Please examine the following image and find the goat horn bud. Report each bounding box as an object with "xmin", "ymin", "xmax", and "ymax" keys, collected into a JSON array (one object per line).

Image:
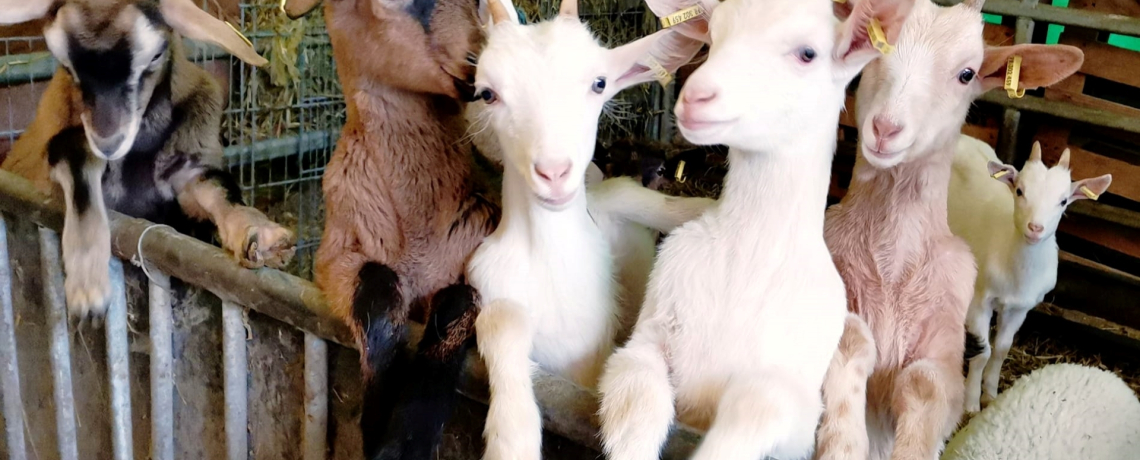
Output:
[{"xmin": 488, "ymin": 0, "xmax": 511, "ymax": 24}]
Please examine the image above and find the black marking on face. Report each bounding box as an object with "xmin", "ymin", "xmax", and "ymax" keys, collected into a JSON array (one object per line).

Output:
[
  {"xmin": 406, "ymin": 0, "xmax": 437, "ymax": 32},
  {"xmin": 47, "ymin": 127, "xmax": 95, "ymax": 216},
  {"xmin": 70, "ymin": 37, "xmax": 135, "ymax": 138}
]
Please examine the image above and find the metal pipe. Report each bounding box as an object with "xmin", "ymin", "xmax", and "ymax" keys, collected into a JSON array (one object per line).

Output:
[
  {"xmin": 222, "ymin": 301, "xmax": 249, "ymax": 460},
  {"xmin": 148, "ymin": 270, "xmax": 174, "ymax": 460},
  {"xmin": 37, "ymin": 228, "xmax": 78, "ymax": 460},
  {"xmin": 105, "ymin": 259, "xmax": 133, "ymax": 460},
  {"xmin": 303, "ymin": 333, "xmax": 328, "ymax": 460},
  {"xmin": 0, "ymin": 217, "xmax": 27, "ymax": 460}
]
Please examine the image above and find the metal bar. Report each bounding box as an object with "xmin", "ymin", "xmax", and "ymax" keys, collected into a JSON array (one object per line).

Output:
[
  {"xmin": 148, "ymin": 270, "xmax": 174, "ymax": 460},
  {"xmin": 222, "ymin": 130, "xmax": 335, "ymax": 164},
  {"xmin": 222, "ymin": 302, "xmax": 249, "ymax": 460},
  {"xmin": 302, "ymin": 333, "xmax": 328, "ymax": 460},
  {"xmin": 105, "ymin": 259, "xmax": 133, "ymax": 460},
  {"xmin": 934, "ymin": 0, "xmax": 1140, "ymax": 37},
  {"xmin": 0, "ymin": 218, "xmax": 27, "ymax": 460},
  {"xmin": 37, "ymin": 228, "xmax": 78, "ymax": 460}
]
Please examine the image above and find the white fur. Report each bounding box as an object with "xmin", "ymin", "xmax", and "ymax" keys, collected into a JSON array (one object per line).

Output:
[
  {"xmin": 949, "ymin": 136, "xmax": 1111, "ymax": 413},
  {"xmin": 597, "ymin": 0, "xmax": 895, "ymax": 458},
  {"xmin": 467, "ymin": 12, "xmax": 709, "ymax": 460},
  {"xmin": 943, "ymin": 363, "xmax": 1140, "ymax": 460}
]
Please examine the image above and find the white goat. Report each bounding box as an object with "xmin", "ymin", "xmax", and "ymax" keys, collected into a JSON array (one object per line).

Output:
[
  {"xmin": 596, "ymin": 0, "xmax": 914, "ymax": 458},
  {"xmin": 949, "ymin": 137, "xmax": 1112, "ymax": 413},
  {"xmin": 943, "ymin": 363, "xmax": 1140, "ymax": 460},
  {"xmin": 466, "ymin": 2, "xmax": 711, "ymax": 458}
]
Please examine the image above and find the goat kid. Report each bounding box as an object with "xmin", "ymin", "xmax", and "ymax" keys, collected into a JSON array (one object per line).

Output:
[
  {"xmin": 282, "ymin": 0, "xmax": 503, "ymax": 457},
  {"xmin": 815, "ymin": 0, "xmax": 1084, "ymax": 458},
  {"xmin": 0, "ymin": 0, "xmax": 294, "ymax": 321},
  {"xmin": 597, "ymin": 0, "xmax": 914, "ymax": 458},
  {"xmin": 469, "ymin": 2, "xmax": 710, "ymax": 458},
  {"xmin": 950, "ymin": 138, "xmax": 1110, "ymax": 413}
]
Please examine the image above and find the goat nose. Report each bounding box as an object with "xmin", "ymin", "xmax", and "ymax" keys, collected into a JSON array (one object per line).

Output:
[
  {"xmin": 682, "ymin": 87, "xmax": 718, "ymax": 106},
  {"xmin": 872, "ymin": 115, "xmax": 903, "ymax": 141},
  {"xmin": 535, "ymin": 160, "xmax": 572, "ymax": 186},
  {"xmin": 1028, "ymin": 222, "xmax": 1044, "ymax": 233},
  {"xmin": 90, "ymin": 133, "xmax": 125, "ymax": 157}
]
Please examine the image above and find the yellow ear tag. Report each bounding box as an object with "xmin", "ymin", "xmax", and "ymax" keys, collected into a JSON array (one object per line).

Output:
[
  {"xmin": 225, "ymin": 21, "xmax": 255, "ymax": 49},
  {"xmin": 991, "ymin": 169, "xmax": 1010, "ymax": 180},
  {"xmin": 833, "ymin": 0, "xmax": 847, "ymax": 3},
  {"xmin": 660, "ymin": 4, "xmax": 706, "ymax": 28},
  {"xmin": 1079, "ymin": 185, "xmax": 1099, "ymax": 200},
  {"xmin": 646, "ymin": 56, "xmax": 674, "ymax": 88},
  {"xmin": 675, "ymin": 160, "xmax": 688, "ymax": 183},
  {"xmin": 868, "ymin": 18, "xmax": 894, "ymax": 55},
  {"xmin": 1005, "ymin": 55, "xmax": 1026, "ymax": 99}
]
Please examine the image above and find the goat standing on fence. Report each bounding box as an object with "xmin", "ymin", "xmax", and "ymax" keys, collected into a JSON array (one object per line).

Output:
[
  {"xmin": 282, "ymin": 0, "xmax": 502, "ymax": 457},
  {"xmin": 0, "ymin": 0, "xmax": 296, "ymax": 321},
  {"xmin": 814, "ymin": 0, "xmax": 1084, "ymax": 458}
]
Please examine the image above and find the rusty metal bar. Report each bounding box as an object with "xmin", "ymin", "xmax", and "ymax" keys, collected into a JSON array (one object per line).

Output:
[
  {"xmin": 38, "ymin": 228, "xmax": 78, "ymax": 460},
  {"xmin": 148, "ymin": 270, "xmax": 174, "ymax": 460},
  {"xmin": 0, "ymin": 217, "xmax": 27, "ymax": 460},
  {"xmin": 303, "ymin": 333, "xmax": 328, "ymax": 460},
  {"xmin": 222, "ymin": 301, "xmax": 249, "ymax": 460},
  {"xmin": 105, "ymin": 259, "xmax": 133, "ymax": 460}
]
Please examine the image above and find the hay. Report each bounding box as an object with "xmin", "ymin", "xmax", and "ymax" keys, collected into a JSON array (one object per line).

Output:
[{"xmin": 1001, "ymin": 320, "xmax": 1140, "ymax": 396}]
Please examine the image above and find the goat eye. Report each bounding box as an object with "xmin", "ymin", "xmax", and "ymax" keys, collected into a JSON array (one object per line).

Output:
[
  {"xmin": 797, "ymin": 46, "xmax": 816, "ymax": 63},
  {"xmin": 152, "ymin": 43, "xmax": 168, "ymax": 64},
  {"xmin": 1061, "ymin": 199, "xmax": 1068, "ymax": 206},
  {"xmin": 1016, "ymin": 188, "xmax": 1023, "ymax": 197},
  {"xmin": 958, "ymin": 68, "xmax": 976, "ymax": 84},
  {"xmin": 479, "ymin": 88, "xmax": 498, "ymax": 104},
  {"xmin": 592, "ymin": 77, "xmax": 606, "ymax": 94}
]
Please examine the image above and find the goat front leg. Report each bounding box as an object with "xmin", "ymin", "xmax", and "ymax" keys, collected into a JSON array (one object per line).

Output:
[
  {"xmin": 815, "ymin": 313, "xmax": 877, "ymax": 460},
  {"xmin": 176, "ymin": 170, "xmax": 295, "ymax": 269},
  {"xmin": 589, "ymin": 177, "xmax": 715, "ymax": 233},
  {"xmin": 374, "ymin": 283, "xmax": 478, "ymax": 460},
  {"xmin": 889, "ymin": 359, "xmax": 961, "ymax": 460},
  {"xmin": 476, "ymin": 298, "xmax": 541, "ymax": 460},
  {"xmin": 963, "ymin": 293, "xmax": 993, "ymax": 414},
  {"xmin": 49, "ymin": 132, "xmax": 111, "ymax": 321},
  {"xmin": 598, "ymin": 315, "xmax": 676, "ymax": 460},
  {"xmin": 980, "ymin": 306, "xmax": 1028, "ymax": 407}
]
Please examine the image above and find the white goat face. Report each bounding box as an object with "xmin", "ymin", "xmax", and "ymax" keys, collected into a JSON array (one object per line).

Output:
[
  {"xmin": 44, "ymin": 2, "xmax": 171, "ymax": 161},
  {"xmin": 674, "ymin": 0, "xmax": 914, "ymax": 152},
  {"xmin": 475, "ymin": 6, "xmax": 702, "ymax": 211},
  {"xmin": 989, "ymin": 144, "xmax": 1112, "ymax": 245},
  {"xmin": 676, "ymin": 0, "xmax": 840, "ymax": 150},
  {"xmin": 855, "ymin": 0, "xmax": 984, "ymax": 168}
]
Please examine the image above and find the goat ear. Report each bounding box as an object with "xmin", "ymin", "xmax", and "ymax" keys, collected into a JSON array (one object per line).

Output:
[
  {"xmin": 607, "ymin": 28, "xmax": 703, "ymax": 95},
  {"xmin": 643, "ymin": 0, "xmax": 717, "ymax": 44},
  {"xmin": 1070, "ymin": 174, "xmax": 1111, "ymax": 202},
  {"xmin": 282, "ymin": 0, "xmax": 323, "ymax": 19},
  {"xmin": 0, "ymin": 0, "xmax": 54, "ymax": 25},
  {"xmin": 979, "ymin": 44, "xmax": 1083, "ymax": 93},
  {"xmin": 987, "ymin": 161, "xmax": 1018, "ymax": 189},
  {"xmin": 160, "ymin": 0, "xmax": 268, "ymax": 66},
  {"xmin": 834, "ymin": 0, "xmax": 914, "ymax": 81}
]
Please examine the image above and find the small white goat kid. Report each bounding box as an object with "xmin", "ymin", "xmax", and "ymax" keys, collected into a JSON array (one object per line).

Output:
[
  {"xmin": 949, "ymin": 137, "xmax": 1112, "ymax": 413},
  {"xmin": 465, "ymin": 1, "xmax": 710, "ymax": 459},
  {"xmin": 597, "ymin": 0, "xmax": 914, "ymax": 458},
  {"xmin": 942, "ymin": 363, "xmax": 1140, "ymax": 460}
]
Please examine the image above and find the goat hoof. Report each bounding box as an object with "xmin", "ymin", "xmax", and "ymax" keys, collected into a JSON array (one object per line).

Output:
[
  {"xmin": 237, "ymin": 220, "xmax": 296, "ymax": 270},
  {"xmin": 63, "ymin": 269, "xmax": 111, "ymax": 323}
]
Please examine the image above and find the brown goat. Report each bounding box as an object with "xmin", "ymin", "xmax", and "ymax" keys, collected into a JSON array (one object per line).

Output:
[
  {"xmin": 1, "ymin": 0, "xmax": 295, "ymax": 320},
  {"xmin": 284, "ymin": 0, "xmax": 499, "ymax": 458}
]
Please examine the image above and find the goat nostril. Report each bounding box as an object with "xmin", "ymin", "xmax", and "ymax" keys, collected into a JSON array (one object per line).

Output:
[
  {"xmin": 872, "ymin": 116, "xmax": 902, "ymax": 140},
  {"xmin": 535, "ymin": 161, "xmax": 572, "ymax": 184},
  {"xmin": 684, "ymin": 88, "xmax": 717, "ymax": 105},
  {"xmin": 1028, "ymin": 223, "xmax": 1044, "ymax": 233}
]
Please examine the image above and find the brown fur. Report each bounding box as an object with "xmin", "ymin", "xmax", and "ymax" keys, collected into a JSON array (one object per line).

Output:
[{"xmin": 313, "ymin": 0, "xmax": 497, "ymax": 348}]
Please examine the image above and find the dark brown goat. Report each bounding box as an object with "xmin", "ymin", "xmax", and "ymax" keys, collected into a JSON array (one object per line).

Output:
[
  {"xmin": 1, "ymin": 0, "xmax": 295, "ymax": 320},
  {"xmin": 284, "ymin": 0, "xmax": 499, "ymax": 458}
]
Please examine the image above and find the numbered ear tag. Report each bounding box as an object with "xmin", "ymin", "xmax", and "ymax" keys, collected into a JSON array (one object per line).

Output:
[
  {"xmin": 660, "ymin": 4, "xmax": 706, "ymax": 28},
  {"xmin": 225, "ymin": 21, "xmax": 254, "ymax": 48},
  {"xmin": 646, "ymin": 57, "xmax": 674, "ymax": 88},
  {"xmin": 1005, "ymin": 55, "xmax": 1026, "ymax": 99},
  {"xmin": 1079, "ymin": 185, "xmax": 1099, "ymax": 200},
  {"xmin": 833, "ymin": 0, "xmax": 847, "ymax": 3},
  {"xmin": 992, "ymin": 170, "xmax": 1010, "ymax": 180},
  {"xmin": 675, "ymin": 160, "xmax": 688, "ymax": 184},
  {"xmin": 868, "ymin": 18, "xmax": 894, "ymax": 55}
]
